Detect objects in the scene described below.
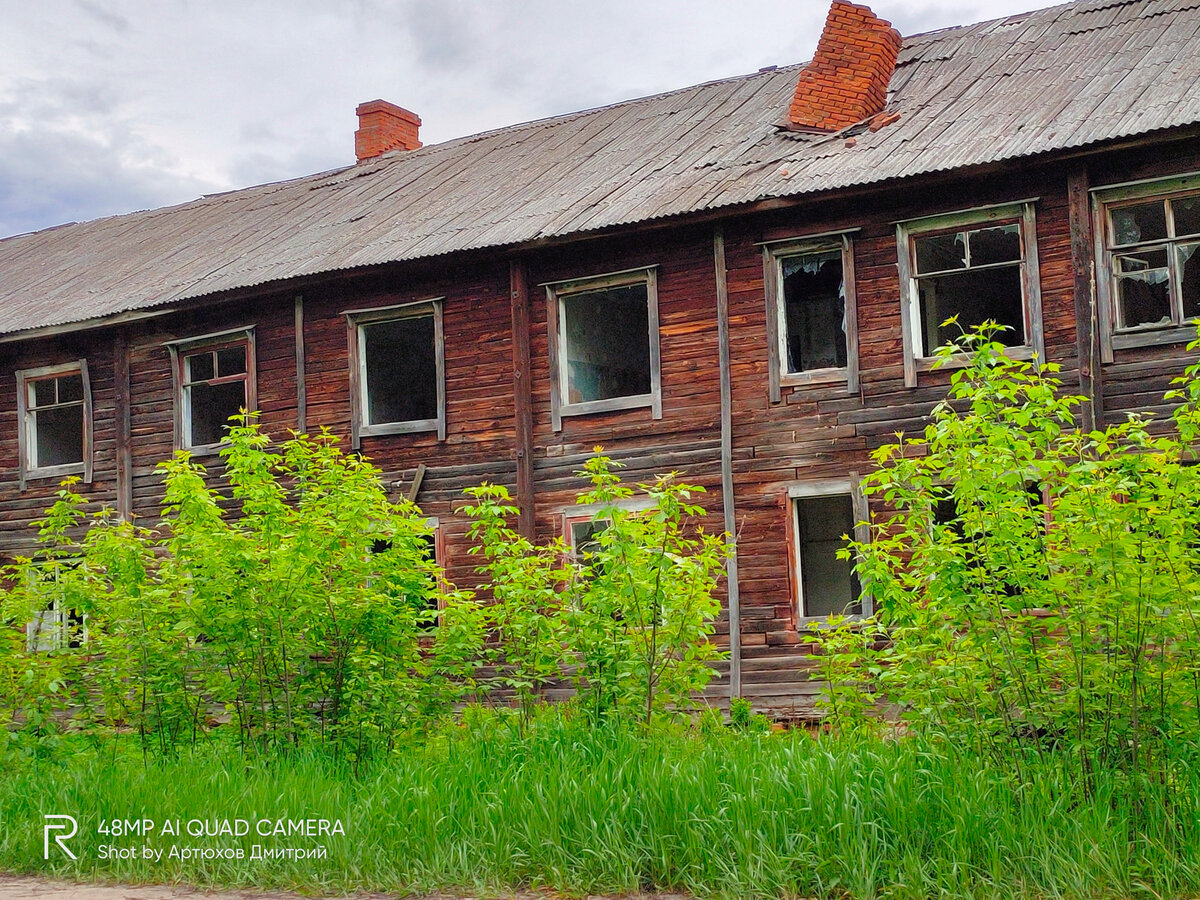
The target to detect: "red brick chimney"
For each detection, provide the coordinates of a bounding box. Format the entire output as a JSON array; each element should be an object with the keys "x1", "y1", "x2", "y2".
[
  {"x1": 355, "y1": 100, "x2": 422, "y2": 162},
  {"x1": 787, "y1": 1, "x2": 902, "y2": 132}
]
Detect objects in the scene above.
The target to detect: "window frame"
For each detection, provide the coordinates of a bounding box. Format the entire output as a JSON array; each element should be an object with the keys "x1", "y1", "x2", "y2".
[
  {"x1": 762, "y1": 230, "x2": 860, "y2": 400},
  {"x1": 562, "y1": 496, "x2": 657, "y2": 561},
  {"x1": 787, "y1": 478, "x2": 871, "y2": 624},
  {"x1": 15, "y1": 360, "x2": 93, "y2": 488},
  {"x1": 1092, "y1": 172, "x2": 1200, "y2": 361},
  {"x1": 545, "y1": 266, "x2": 662, "y2": 431},
  {"x1": 896, "y1": 201, "x2": 1043, "y2": 388},
  {"x1": 345, "y1": 299, "x2": 446, "y2": 449},
  {"x1": 166, "y1": 327, "x2": 257, "y2": 455}
]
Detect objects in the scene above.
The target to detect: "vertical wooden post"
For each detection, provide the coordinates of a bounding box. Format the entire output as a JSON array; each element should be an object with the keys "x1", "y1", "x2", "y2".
[
  {"x1": 294, "y1": 295, "x2": 307, "y2": 433},
  {"x1": 1068, "y1": 167, "x2": 1103, "y2": 431},
  {"x1": 510, "y1": 258, "x2": 536, "y2": 541},
  {"x1": 714, "y1": 227, "x2": 742, "y2": 700},
  {"x1": 114, "y1": 329, "x2": 132, "y2": 520}
]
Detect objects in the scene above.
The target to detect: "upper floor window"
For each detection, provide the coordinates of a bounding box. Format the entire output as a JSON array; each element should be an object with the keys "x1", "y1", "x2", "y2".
[
  {"x1": 16, "y1": 361, "x2": 92, "y2": 486},
  {"x1": 545, "y1": 267, "x2": 662, "y2": 430},
  {"x1": 763, "y1": 231, "x2": 859, "y2": 398},
  {"x1": 167, "y1": 328, "x2": 256, "y2": 453},
  {"x1": 1094, "y1": 174, "x2": 1200, "y2": 359},
  {"x1": 346, "y1": 300, "x2": 445, "y2": 449},
  {"x1": 897, "y1": 202, "x2": 1043, "y2": 387}
]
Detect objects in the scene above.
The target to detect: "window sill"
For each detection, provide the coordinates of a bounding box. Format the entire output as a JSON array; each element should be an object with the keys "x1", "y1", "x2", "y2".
[
  {"x1": 912, "y1": 344, "x2": 1035, "y2": 375},
  {"x1": 1111, "y1": 326, "x2": 1198, "y2": 354},
  {"x1": 780, "y1": 367, "x2": 850, "y2": 389},
  {"x1": 23, "y1": 462, "x2": 86, "y2": 483},
  {"x1": 360, "y1": 419, "x2": 442, "y2": 439},
  {"x1": 560, "y1": 393, "x2": 657, "y2": 419},
  {"x1": 184, "y1": 441, "x2": 229, "y2": 458}
]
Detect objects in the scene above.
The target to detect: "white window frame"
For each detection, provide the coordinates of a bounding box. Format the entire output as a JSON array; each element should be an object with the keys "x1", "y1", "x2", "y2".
[
  {"x1": 897, "y1": 201, "x2": 1043, "y2": 387},
  {"x1": 15, "y1": 360, "x2": 92, "y2": 488},
  {"x1": 762, "y1": 230, "x2": 860, "y2": 400},
  {"x1": 545, "y1": 266, "x2": 662, "y2": 431},
  {"x1": 1092, "y1": 172, "x2": 1200, "y2": 361},
  {"x1": 345, "y1": 299, "x2": 446, "y2": 449},
  {"x1": 562, "y1": 496, "x2": 657, "y2": 560},
  {"x1": 788, "y1": 478, "x2": 871, "y2": 624},
  {"x1": 165, "y1": 327, "x2": 257, "y2": 455}
]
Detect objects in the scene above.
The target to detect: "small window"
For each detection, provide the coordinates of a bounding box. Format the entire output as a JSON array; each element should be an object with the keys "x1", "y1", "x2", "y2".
[
  {"x1": 764, "y1": 233, "x2": 859, "y2": 397},
  {"x1": 897, "y1": 203, "x2": 1042, "y2": 387},
  {"x1": 369, "y1": 517, "x2": 443, "y2": 627},
  {"x1": 790, "y1": 481, "x2": 870, "y2": 621},
  {"x1": 547, "y1": 268, "x2": 661, "y2": 430},
  {"x1": 16, "y1": 361, "x2": 92, "y2": 484},
  {"x1": 1094, "y1": 176, "x2": 1200, "y2": 357},
  {"x1": 167, "y1": 329, "x2": 256, "y2": 452},
  {"x1": 346, "y1": 300, "x2": 445, "y2": 448},
  {"x1": 27, "y1": 600, "x2": 87, "y2": 652}
]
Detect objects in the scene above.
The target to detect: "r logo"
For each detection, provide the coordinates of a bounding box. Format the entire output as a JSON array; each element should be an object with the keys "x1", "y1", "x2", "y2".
[{"x1": 43, "y1": 815, "x2": 77, "y2": 860}]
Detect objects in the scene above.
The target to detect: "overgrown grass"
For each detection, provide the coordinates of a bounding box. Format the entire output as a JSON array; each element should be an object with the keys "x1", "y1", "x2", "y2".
[{"x1": 2, "y1": 713, "x2": 1198, "y2": 899}]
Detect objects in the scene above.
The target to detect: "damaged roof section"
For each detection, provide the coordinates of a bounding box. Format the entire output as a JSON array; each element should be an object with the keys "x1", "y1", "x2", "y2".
[{"x1": 1, "y1": 0, "x2": 1199, "y2": 339}]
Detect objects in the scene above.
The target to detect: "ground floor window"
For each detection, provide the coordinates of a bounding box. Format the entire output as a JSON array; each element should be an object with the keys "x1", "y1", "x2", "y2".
[{"x1": 790, "y1": 481, "x2": 869, "y2": 621}]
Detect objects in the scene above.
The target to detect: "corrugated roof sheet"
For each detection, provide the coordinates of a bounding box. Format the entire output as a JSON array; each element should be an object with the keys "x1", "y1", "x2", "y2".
[{"x1": 2, "y1": 0, "x2": 1199, "y2": 338}]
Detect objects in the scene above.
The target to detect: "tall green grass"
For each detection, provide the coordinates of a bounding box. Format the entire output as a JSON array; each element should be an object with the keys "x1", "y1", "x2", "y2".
[{"x1": 2, "y1": 716, "x2": 1198, "y2": 899}]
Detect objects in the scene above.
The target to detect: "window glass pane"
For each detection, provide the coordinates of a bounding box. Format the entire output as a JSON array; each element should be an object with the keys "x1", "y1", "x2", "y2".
[
  {"x1": 185, "y1": 352, "x2": 215, "y2": 383},
  {"x1": 57, "y1": 374, "x2": 84, "y2": 403},
  {"x1": 570, "y1": 519, "x2": 607, "y2": 557},
  {"x1": 562, "y1": 283, "x2": 651, "y2": 404},
  {"x1": 914, "y1": 231, "x2": 966, "y2": 274},
  {"x1": 1115, "y1": 250, "x2": 1171, "y2": 329},
  {"x1": 31, "y1": 378, "x2": 57, "y2": 407},
  {"x1": 188, "y1": 380, "x2": 245, "y2": 445},
  {"x1": 32, "y1": 406, "x2": 84, "y2": 467},
  {"x1": 1112, "y1": 201, "x2": 1168, "y2": 245},
  {"x1": 1180, "y1": 242, "x2": 1200, "y2": 320},
  {"x1": 216, "y1": 346, "x2": 246, "y2": 377},
  {"x1": 1173, "y1": 196, "x2": 1200, "y2": 239},
  {"x1": 968, "y1": 224, "x2": 1021, "y2": 266},
  {"x1": 918, "y1": 266, "x2": 1024, "y2": 351},
  {"x1": 362, "y1": 315, "x2": 438, "y2": 425},
  {"x1": 796, "y1": 494, "x2": 860, "y2": 618},
  {"x1": 781, "y1": 249, "x2": 847, "y2": 372}
]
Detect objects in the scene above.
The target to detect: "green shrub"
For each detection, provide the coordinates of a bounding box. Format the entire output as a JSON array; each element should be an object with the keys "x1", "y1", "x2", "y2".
[{"x1": 836, "y1": 327, "x2": 1200, "y2": 798}]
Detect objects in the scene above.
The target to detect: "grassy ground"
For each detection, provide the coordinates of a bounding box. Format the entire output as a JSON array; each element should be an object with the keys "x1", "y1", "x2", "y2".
[{"x1": 1, "y1": 717, "x2": 1198, "y2": 900}]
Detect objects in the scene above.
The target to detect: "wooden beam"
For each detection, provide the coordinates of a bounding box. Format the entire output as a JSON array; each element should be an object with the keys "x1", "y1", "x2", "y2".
[
  {"x1": 294, "y1": 295, "x2": 307, "y2": 433},
  {"x1": 1068, "y1": 166, "x2": 1103, "y2": 430},
  {"x1": 714, "y1": 227, "x2": 742, "y2": 701},
  {"x1": 114, "y1": 329, "x2": 132, "y2": 520},
  {"x1": 406, "y1": 462, "x2": 427, "y2": 503},
  {"x1": 510, "y1": 258, "x2": 536, "y2": 541}
]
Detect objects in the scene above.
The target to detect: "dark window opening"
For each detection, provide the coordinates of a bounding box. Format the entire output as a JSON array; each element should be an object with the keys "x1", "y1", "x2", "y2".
[
  {"x1": 914, "y1": 222, "x2": 1025, "y2": 352},
  {"x1": 796, "y1": 494, "x2": 861, "y2": 618},
  {"x1": 361, "y1": 315, "x2": 438, "y2": 425},
  {"x1": 781, "y1": 249, "x2": 847, "y2": 372},
  {"x1": 561, "y1": 283, "x2": 651, "y2": 404},
  {"x1": 182, "y1": 344, "x2": 249, "y2": 447},
  {"x1": 369, "y1": 531, "x2": 440, "y2": 625},
  {"x1": 25, "y1": 372, "x2": 85, "y2": 470}
]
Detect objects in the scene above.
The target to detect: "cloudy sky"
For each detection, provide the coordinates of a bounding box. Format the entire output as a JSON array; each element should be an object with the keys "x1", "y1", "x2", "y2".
[{"x1": 1, "y1": 0, "x2": 1044, "y2": 239}]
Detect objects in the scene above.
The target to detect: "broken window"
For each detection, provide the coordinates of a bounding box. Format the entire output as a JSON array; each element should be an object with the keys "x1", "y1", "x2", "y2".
[
  {"x1": 898, "y1": 203, "x2": 1042, "y2": 383},
  {"x1": 549, "y1": 269, "x2": 661, "y2": 428},
  {"x1": 27, "y1": 600, "x2": 87, "y2": 652},
  {"x1": 780, "y1": 247, "x2": 848, "y2": 373},
  {"x1": 348, "y1": 301, "x2": 445, "y2": 446},
  {"x1": 18, "y1": 362, "x2": 91, "y2": 480},
  {"x1": 790, "y1": 482, "x2": 869, "y2": 621},
  {"x1": 1106, "y1": 193, "x2": 1200, "y2": 332},
  {"x1": 369, "y1": 518, "x2": 442, "y2": 628},
  {"x1": 169, "y1": 330, "x2": 256, "y2": 451}
]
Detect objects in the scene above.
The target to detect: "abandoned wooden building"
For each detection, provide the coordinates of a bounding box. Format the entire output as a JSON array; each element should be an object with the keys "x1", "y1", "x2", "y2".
[{"x1": 1, "y1": 0, "x2": 1198, "y2": 714}]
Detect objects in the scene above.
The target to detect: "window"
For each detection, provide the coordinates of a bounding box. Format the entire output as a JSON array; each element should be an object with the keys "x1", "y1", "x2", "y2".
[
  {"x1": 16, "y1": 361, "x2": 92, "y2": 485},
  {"x1": 369, "y1": 517, "x2": 443, "y2": 628},
  {"x1": 546, "y1": 268, "x2": 661, "y2": 430},
  {"x1": 789, "y1": 481, "x2": 870, "y2": 621},
  {"x1": 763, "y1": 232, "x2": 859, "y2": 398},
  {"x1": 346, "y1": 300, "x2": 445, "y2": 448},
  {"x1": 1094, "y1": 174, "x2": 1200, "y2": 359},
  {"x1": 27, "y1": 600, "x2": 87, "y2": 652},
  {"x1": 563, "y1": 497, "x2": 657, "y2": 562},
  {"x1": 897, "y1": 202, "x2": 1043, "y2": 387},
  {"x1": 167, "y1": 328, "x2": 256, "y2": 452}
]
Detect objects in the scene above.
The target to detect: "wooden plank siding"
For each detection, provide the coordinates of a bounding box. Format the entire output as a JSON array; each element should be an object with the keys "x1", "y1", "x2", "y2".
[{"x1": 4, "y1": 144, "x2": 1200, "y2": 716}]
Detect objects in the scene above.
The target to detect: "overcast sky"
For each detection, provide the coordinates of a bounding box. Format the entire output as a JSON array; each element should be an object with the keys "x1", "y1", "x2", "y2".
[{"x1": 0, "y1": 0, "x2": 1045, "y2": 239}]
